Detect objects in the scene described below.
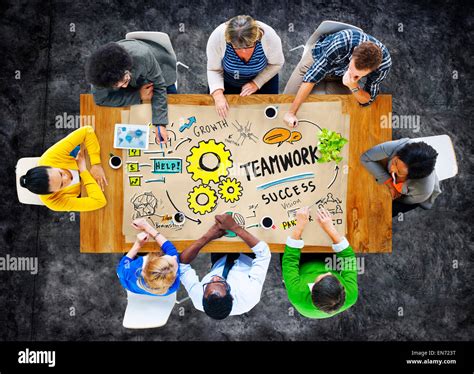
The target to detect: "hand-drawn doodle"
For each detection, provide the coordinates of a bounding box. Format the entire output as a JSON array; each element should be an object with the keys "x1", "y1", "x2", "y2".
[
  {"x1": 186, "y1": 140, "x2": 233, "y2": 184},
  {"x1": 175, "y1": 137, "x2": 192, "y2": 151},
  {"x1": 166, "y1": 190, "x2": 202, "y2": 224},
  {"x1": 179, "y1": 116, "x2": 196, "y2": 132},
  {"x1": 187, "y1": 185, "x2": 218, "y2": 215},
  {"x1": 144, "y1": 177, "x2": 166, "y2": 183},
  {"x1": 316, "y1": 192, "x2": 344, "y2": 215},
  {"x1": 128, "y1": 149, "x2": 141, "y2": 157},
  {"x1": 256, "y1": 172, "x2": 315, "y2": 190},
  {"x1": 327, "y1": 165, "x2": 340, "y2": 189},
  {"x1": 151, "y1": 158, "x2": 183, "y2": 174},
  {"x1": 263, "y1": 127, "x2": 302, "y2": 147},
  {"x1": 131, "y1": 191, "x2": 163, "y2": 219},
  {"x1": 298, "y1": 119, "x2": 323, "y2": 131},
  {"x1": 127, "y1": 162, "x2": 140, "y2": 172},
  {"x1": 218, "y1": 177, "x2": 243, "y2": 203},
  {"x1": 228, "y1": 120, "x2": 258, "y2": 146},
  {"x1": 128, "y1": 175, "x2": 143, "y2": 186},
  {"x1": 246, "y1": 204, "x2": 258, "y2": 218}
]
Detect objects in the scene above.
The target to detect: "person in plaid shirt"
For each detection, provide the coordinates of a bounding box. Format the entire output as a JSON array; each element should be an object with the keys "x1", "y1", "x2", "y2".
[{"x1": 284, "y1": 29, "x2": 391, "y2": 127}]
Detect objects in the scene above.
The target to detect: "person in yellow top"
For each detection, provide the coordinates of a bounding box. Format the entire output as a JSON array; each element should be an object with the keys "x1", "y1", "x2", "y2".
[{"x1": 19, "y1": 126, "x2": 108, "y2": 212}]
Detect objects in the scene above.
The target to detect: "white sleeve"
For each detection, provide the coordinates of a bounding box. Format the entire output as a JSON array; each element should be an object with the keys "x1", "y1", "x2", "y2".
[
  {"x1": 247, "y1": 241, "x2": 271, "y2": 291},
  {"x1": 179, "y1": 263, "x2": 204, "y2": 311},
  {"x1": 332, "y1": 237, "x2": 350, "y2": 253},
  {"x1": 206, "y1": 24, "x2": 226, "y2": 94},
  {"x1": 253, "y1": 24, "x2": 285, "y2": 88}
]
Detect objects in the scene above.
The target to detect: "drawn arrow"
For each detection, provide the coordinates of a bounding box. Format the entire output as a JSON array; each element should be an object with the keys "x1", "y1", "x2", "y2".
[
  {"x1": 165, "y1": 190, "x2": 201, "y2": 224},
  {"x1": 298, "y1": 119, "x2": 323, "y2": 131},
  {"x1": 179, "y1": 116, "x2": 196, "y2": 132},
  {"x1": 175, "y1": 137, "x2": 192, "y2": 150},
  {"x1": 327, "y1": 165, "x2": 339, "y2": 189}
]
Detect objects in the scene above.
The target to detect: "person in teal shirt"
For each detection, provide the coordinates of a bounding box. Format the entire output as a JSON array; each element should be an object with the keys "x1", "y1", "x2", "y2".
[{"x1": 282, "y1": 207, "x2": 358, "y2": 318}]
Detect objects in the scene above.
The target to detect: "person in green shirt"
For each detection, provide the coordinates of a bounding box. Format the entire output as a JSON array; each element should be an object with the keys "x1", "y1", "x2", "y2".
[{"x1": 282, "y1": 207, "x2": 358, "y2": 318}]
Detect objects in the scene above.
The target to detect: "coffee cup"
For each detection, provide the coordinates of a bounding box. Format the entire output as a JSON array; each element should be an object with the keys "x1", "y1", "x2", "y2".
[
  {"x1": 109, "y1": 153, "x2": 122, "y2": 169},
  {"x1": 264, "y1": 105, "x2": 278, "y2": 120},
  {"x1": 172, "y1": 211, "x2": 186, "y2": 226},
  {"x1": 260, "y1": 216, "x2": 275, "y2": 230}
]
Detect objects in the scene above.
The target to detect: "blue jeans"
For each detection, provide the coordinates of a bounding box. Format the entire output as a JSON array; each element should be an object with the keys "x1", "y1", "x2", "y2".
[
  {"x1": 166, "y1": 84, "x2": 177, "y2": 94},
  {"x1": 223, "y1": 74, "x2": 279, "y2": 94}
]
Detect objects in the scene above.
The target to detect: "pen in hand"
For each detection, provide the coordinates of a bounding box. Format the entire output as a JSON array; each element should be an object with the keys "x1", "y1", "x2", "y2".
[{"x1": 156, "y1": 125, "x2": 163, "y2": 149}]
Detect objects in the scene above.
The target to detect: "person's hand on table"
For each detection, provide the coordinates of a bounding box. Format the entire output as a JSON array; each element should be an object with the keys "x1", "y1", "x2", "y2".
[
  {"x1": 155, "y1": 125, "x2": 168, "y2": 144},
  {"x1": 215, "y1": 213, "x2": 239, "y2": 231},
  {"x1": 132, "y1": 218, "x2": 155, "y2": 234},
  {"x1": 75, "y1": 149, "x2": 87, "y2": 173},
  {"x1": 295, "y1": 206, "x2": 310, "y2": 230},
  {"x1": 240, "y1": 81, "x2": 258, "y2": 96},
  {"x1": 90, "y1": 164, "x2": 108, "y2": 191},
  {"x1": 140, "y1": 83, "x2": 154, "y2": 101},
  {"x1": 315, "y1": 207, "x2": 335, "y2": 233},
  {"x1": 206, "y1": 223, "x2": 227, "y2": 241},
  {"x1": 212, "y1": 89, "x2": 229, "y2": 118},
  {"x1": 283, "y1": 111, "x2": 298, "y2": 128}
]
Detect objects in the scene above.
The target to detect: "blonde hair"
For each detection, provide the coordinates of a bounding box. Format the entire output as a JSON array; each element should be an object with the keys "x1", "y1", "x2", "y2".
[
  {"x1": 138, "y1": 252, "x2": 177, "y2": 295},
  {"x1": 225, "y1": 15, "x2": 263, "y2": 49}
]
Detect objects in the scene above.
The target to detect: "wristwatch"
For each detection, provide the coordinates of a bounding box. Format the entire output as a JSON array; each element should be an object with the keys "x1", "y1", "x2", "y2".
[{"x1": 350, "y1": 86, "x2": 360, "y2": 93}]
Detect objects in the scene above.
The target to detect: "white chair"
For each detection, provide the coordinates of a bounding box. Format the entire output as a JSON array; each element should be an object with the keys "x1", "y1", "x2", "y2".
[
  {"x1": 411, "y1": 135, "x2": 458, "y2": 181},
  {"x1": 125, "y1": 31, "x2": 178, "y2": 89},
  {"x1": 303, "y1": 20, "x2": 363, "y2": 55},
  {"x1": 122, "y1": 290, "x2": 177, "y2": 329},
  {"x1": 15, "y1": 157, "x2": 45, "y2": 206}
]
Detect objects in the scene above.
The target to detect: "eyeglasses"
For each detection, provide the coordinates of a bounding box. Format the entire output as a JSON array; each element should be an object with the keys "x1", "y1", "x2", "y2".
[
  {"x1": 202, "y1": 275, "x2": 231, "y2": 293},
  {"x1": 114, "y1": 70, "x2": 131, "y2": 88}
]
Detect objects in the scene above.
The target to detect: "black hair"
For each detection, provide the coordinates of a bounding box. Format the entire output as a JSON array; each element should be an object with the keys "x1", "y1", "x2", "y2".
[
  {"x1": 311, "y1": 274, "x2": 345, "y2": 313},
  {"x1": 396, "y1": 142, "x2": 438, "y2": 179},
  {"x1": 202, "y1": 292, "x2": 233, "y2": 320},
  {"x1": 19, "y1": 166, "x2": 51, "y2": 195},
  {"x1": 85, "y1": 42, "x2": 133, "y2": 88}
]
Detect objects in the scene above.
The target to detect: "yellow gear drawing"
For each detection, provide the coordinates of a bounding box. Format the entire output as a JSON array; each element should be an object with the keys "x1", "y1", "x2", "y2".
[
  {"x1": 187, "y1": 185, "x2": 218, "y2": 215},
  {"x1": 218, "y1": 177, "x2": 243, "y2": 203},
  {"x1": 186, "y1": 139, "x2": 233, "y2": 184}
]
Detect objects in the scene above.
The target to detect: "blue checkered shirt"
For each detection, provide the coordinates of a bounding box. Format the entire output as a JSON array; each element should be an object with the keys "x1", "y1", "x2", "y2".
[{"x1": 303, "y1": 29, "x2": 391, "y2": 106}]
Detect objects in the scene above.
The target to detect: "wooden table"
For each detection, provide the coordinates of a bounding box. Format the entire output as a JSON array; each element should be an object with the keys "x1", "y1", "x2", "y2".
[{"x1": 80, "y1": 94, "x2": 392, "y2": 254}]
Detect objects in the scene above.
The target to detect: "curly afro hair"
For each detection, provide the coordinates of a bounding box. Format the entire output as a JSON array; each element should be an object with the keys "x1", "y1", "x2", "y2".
[
  {"x1": 396, "y1": 142, "x2": 438, "y2": 180},
  {"x1": 85, "y1": 42, "x2": 132, "y2": 88}
]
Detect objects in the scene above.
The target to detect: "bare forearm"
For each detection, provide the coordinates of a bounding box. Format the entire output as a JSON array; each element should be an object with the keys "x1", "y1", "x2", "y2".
[
  {"x1": 233, "y1": 227, "x2": 259, "y2": 248},
  {"x1": 289, "y1": 82, "x2": 315, "y2": 115},
  {"x1": 180, "y1": 234, "x2": 213, "y2": 264},
  {"x1": 125, "y1": 242, "x2": 141, "y2": 259},
  {"x1": 291, "y1": 225, "x2": 305, "y2": 240},
  {"x1": 145, "y1": 227, "x2": 168, "y2": 247},
  {"x1": 324, "y1": 226, "x2": 343, "y2": 244}
]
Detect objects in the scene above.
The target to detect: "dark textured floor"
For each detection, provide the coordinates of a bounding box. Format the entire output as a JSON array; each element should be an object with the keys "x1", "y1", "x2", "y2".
[{"x1": 0, "y1": 0, "x2": 473, "y2": 341}]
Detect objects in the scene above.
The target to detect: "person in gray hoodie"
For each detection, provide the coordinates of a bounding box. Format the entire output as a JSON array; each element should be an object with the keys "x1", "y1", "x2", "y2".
[
  {"x1": 86, "y1": 39, "x2": 176, "y2": 144},
  {"x1": 360, "y1": 138, "x2": 441, "y2": 216}
]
